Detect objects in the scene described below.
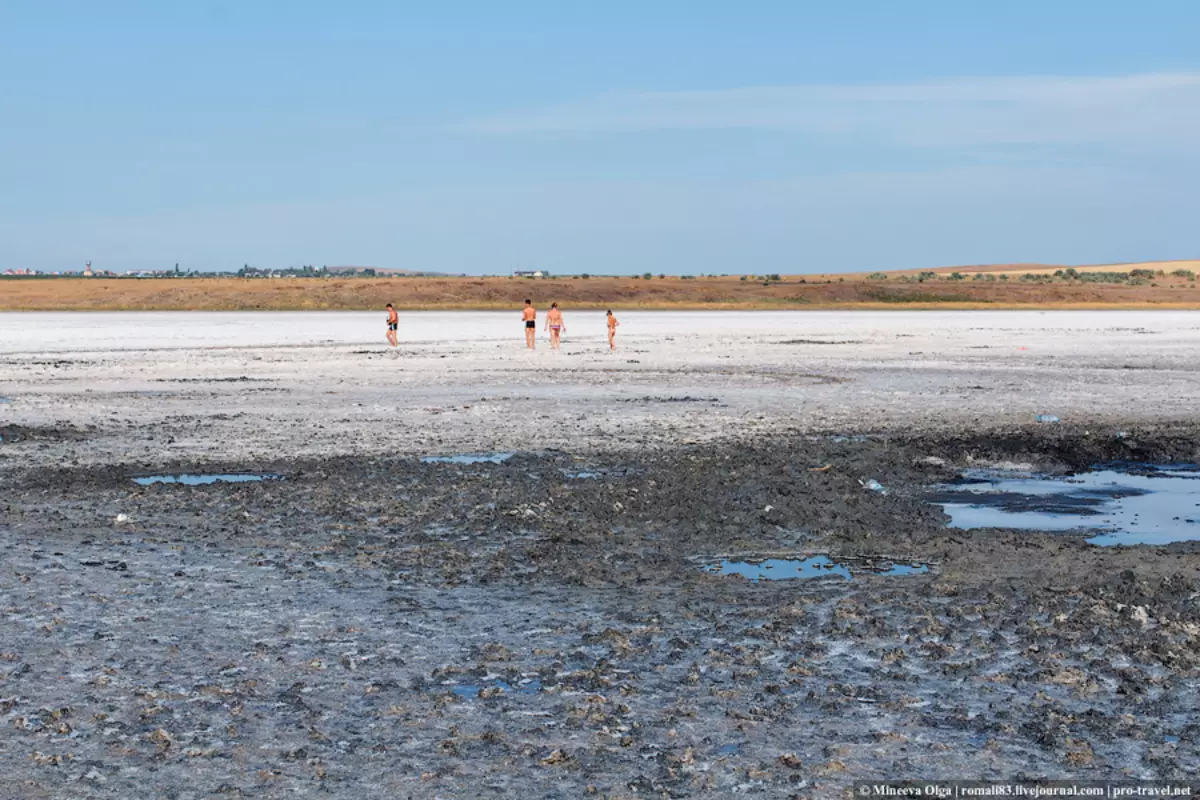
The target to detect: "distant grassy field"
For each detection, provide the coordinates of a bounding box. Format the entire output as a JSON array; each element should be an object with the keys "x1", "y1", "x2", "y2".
[{"x1": 3, "y1": 265, "x2": 1200, "y2": 311}]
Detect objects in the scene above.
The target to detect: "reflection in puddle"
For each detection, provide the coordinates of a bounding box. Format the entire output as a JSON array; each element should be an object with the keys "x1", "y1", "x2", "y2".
[
  {"x1": 421, "y1": 453, "x2": 514, "y2": 465},
  {"x1": 133, "y1": 473, "x2": 282, "y2": 486},
  {"x1": 704, "y1": 555, "x2": 929, "y2": 582},
  {"x1": 930, "y1": 463, "x2": 1200, "y2": 546}
]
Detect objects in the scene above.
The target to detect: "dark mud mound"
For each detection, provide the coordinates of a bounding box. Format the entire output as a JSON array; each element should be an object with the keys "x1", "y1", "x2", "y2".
[{"x1": 0, "y1": 423, "x2": 90, "y2": 445}]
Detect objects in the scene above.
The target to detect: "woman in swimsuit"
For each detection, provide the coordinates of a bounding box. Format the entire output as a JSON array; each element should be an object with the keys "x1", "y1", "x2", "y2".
[{"x1": 544, "y1": 302, "x2": 565, "y2": 349}]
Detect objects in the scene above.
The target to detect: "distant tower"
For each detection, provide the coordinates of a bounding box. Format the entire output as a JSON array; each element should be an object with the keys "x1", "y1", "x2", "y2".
[{"x1": 83, "y1": 261, "x2": 94, "y2": 277}]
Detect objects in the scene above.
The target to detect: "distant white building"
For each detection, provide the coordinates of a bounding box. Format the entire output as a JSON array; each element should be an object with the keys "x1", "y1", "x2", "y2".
[{"x1": 513, "y1": 270, "x2": 545, "y2": 278}]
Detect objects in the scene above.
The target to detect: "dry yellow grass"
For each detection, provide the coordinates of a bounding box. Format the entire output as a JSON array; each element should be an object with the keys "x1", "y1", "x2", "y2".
[{"x1": 2, "y1": 260, "x2": 1199, "y2": 311}]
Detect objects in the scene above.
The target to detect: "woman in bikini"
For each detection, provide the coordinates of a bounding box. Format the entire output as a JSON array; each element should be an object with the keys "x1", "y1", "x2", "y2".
[{"x1": 544, "y1": 302, "x2": 566, "y2": 349}]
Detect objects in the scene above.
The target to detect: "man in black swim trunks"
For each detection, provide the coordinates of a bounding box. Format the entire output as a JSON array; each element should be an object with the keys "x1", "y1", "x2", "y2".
[
  {"x1": 522, "y1": 299, "x2": 536, "y2": 350},
  {"x1": 386, "y1": 303, "x2": 398, "y2": 348}
]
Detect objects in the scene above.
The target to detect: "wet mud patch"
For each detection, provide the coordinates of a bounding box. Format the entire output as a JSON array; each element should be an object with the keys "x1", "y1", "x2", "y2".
[
  {"x1": 4, "y1": 427, "x2": 1200, "y2": 793},
  {"x1": 0, "y1": 423, "x2": 91, "y2": 445},
  {"x1": 132, "y1": 472, "x2": 284, "y2": 486}
]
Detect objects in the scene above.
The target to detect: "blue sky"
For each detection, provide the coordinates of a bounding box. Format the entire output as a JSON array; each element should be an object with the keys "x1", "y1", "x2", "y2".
[{"x1": 1, "y1": 0, "x2": 1198, "y2": 274}]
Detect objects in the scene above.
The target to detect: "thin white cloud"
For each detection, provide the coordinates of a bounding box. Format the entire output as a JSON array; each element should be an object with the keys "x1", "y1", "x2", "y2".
[{"x1": 464, "y1": 72, "x2": 1200, "y2": 150}]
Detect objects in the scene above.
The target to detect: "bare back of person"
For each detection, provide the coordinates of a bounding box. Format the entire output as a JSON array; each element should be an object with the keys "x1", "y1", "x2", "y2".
[{"x1": 545, "y1": 304, "x2": 565, "y2": 349}]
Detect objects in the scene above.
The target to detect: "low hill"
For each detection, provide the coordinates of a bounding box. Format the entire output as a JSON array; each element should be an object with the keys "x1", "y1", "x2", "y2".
[{"x1": 812, "y1": 259, "x2": 1200, "y2": 281}]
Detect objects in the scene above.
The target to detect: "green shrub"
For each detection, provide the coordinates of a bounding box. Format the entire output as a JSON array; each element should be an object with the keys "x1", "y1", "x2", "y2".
[
  {"x1": 867, "y1": 272, "x2": 888, "y2": 280},
  {"x1": 1078, "y1": 271, "x2": 1130, "y2": 283}
]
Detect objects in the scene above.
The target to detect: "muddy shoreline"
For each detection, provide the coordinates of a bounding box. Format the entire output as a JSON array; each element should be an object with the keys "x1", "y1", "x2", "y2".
[{"x1": 2, "y1": 423, "x2": 1199, "y2": 798}]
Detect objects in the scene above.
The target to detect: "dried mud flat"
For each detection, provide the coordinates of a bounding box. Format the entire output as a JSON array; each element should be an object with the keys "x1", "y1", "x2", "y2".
[{"x1": 2, "y1": 311, "x2": 1200, "y2": 798}]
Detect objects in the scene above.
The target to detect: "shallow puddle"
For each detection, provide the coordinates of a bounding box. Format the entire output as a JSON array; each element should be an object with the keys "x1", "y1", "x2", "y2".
[
  {"x1": 421, "y1": 453, "x2": 514, "y2": 465},
  {"x1": 133, "y1": 473, "x2": 282, "y2": 486},
  {"x1": 930, "y1": 463, "x2": 1200, "y2": 546},
  {"x1": 703, "y1": 555, "x2": 929, "y2": 581}
]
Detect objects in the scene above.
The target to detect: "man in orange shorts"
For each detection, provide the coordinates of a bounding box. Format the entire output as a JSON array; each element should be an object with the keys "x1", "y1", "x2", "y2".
[{"x1": 522, "y1": 299, "x2": 536, "y2": 349}]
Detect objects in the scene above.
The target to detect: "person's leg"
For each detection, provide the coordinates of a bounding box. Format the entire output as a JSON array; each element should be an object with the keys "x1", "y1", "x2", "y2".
[
  {"x1": 609, "y1": 331, "x2": 615, "y2": 350},
  {"x1": 387, "y1": 328, "x2": 397, "y2": 347}
]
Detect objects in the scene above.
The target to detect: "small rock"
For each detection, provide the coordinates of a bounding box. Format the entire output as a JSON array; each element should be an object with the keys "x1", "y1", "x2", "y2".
[{"x1": 540, "y1": 748, "x2": 570, "y2": 765}]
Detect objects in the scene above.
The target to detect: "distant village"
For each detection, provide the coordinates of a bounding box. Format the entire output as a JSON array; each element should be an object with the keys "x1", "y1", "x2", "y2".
[{"x1": 2, "y1": 263, "x2": 458, "y2": 279}]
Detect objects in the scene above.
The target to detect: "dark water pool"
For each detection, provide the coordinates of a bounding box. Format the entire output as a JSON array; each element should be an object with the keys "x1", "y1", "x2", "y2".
[{"x1": 930, "y1": 463, "x2": 1200, "y2": 546}]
